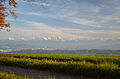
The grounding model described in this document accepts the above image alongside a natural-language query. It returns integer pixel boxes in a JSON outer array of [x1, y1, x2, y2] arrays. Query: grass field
[[0, 53, 120, 79], [0, 72, 29, 79], [0, 72, 55, 79]]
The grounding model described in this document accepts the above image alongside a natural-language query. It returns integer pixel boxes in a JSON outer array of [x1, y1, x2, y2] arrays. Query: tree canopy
[[0, 0, 67, 32], [0, 0, 37, 32], [0, 0, 17, 31]]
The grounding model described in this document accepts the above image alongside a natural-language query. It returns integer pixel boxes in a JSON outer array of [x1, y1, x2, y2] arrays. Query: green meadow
[[0, 72, 29, 79], [0, 53, 120, 79], [0, 72, 55, 79]]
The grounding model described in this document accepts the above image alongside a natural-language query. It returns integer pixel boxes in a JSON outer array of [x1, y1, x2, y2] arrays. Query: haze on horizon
[[0, 0, 120, 50]]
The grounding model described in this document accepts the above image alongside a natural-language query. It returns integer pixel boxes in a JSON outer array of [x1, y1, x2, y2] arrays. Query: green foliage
[[0, 72, 29, 79], [0, 53, 120, 65], [0, 72, 55, 79], [0, 53, 120, 79]]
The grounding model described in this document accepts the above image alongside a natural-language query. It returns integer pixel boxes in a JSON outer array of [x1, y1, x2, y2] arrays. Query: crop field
[[0, 53, 120, 79]]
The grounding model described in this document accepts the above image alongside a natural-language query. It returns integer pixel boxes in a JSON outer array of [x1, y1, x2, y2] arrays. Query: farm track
[[0, 65, 93, 79]]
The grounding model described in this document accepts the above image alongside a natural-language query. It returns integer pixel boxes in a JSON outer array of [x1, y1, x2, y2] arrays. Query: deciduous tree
[[0, 0, 37, 31], [0, 0, 17, 31], [0, 0, 66, 31]]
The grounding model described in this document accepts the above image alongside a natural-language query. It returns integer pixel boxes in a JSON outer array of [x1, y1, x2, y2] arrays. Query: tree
[[0, 0, 37, 32], [0, 0, 67, 31], [0, 0, 17, 31]]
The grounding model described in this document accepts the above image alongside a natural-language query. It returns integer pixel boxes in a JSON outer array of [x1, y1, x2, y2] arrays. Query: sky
[[0, 0, 120, 49]]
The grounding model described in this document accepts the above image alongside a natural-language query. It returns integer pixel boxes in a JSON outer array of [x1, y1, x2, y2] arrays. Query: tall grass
[[0, 72, 29, 79], [0, 53, 120, 65], [0, 53, 120, 79], [0, 72, 55, 79], [0, 55, 120, 79]]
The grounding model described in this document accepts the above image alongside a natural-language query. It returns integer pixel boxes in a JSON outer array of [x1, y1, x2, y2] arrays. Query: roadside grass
[[0, 72, 29, 79], [0, 53, 120, 79], [0, 53, 120, 65], [0, 72, 55, 79]]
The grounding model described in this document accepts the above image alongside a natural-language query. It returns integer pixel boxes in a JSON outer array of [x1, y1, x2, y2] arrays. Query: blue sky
[[0, 0, 120, 49]]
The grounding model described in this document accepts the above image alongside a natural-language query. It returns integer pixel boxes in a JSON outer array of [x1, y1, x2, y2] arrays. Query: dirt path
[[0, 65, 93, 79]]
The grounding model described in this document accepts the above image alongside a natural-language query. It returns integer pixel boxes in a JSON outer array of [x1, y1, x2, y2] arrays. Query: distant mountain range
[[0, 39, 120, 55], [1, 49, 120, 55], [0, 39, 120, 50]]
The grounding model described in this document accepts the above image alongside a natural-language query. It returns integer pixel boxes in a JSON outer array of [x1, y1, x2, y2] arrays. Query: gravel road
[[0, 65, 93, 79]]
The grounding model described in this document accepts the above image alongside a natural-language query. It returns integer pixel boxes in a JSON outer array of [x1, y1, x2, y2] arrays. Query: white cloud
[[21, 37, 26, 40], [70, 17, 101, 27], [99, 15, 120, 23], [40, 2, 50, 7], [42, 37, 51, 40], [9, 19, 100, 40], [8, 19, 120, 41], [8, 37, 16, 40], [62, 28, 120, 34], [2, 0, 120, 41]]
